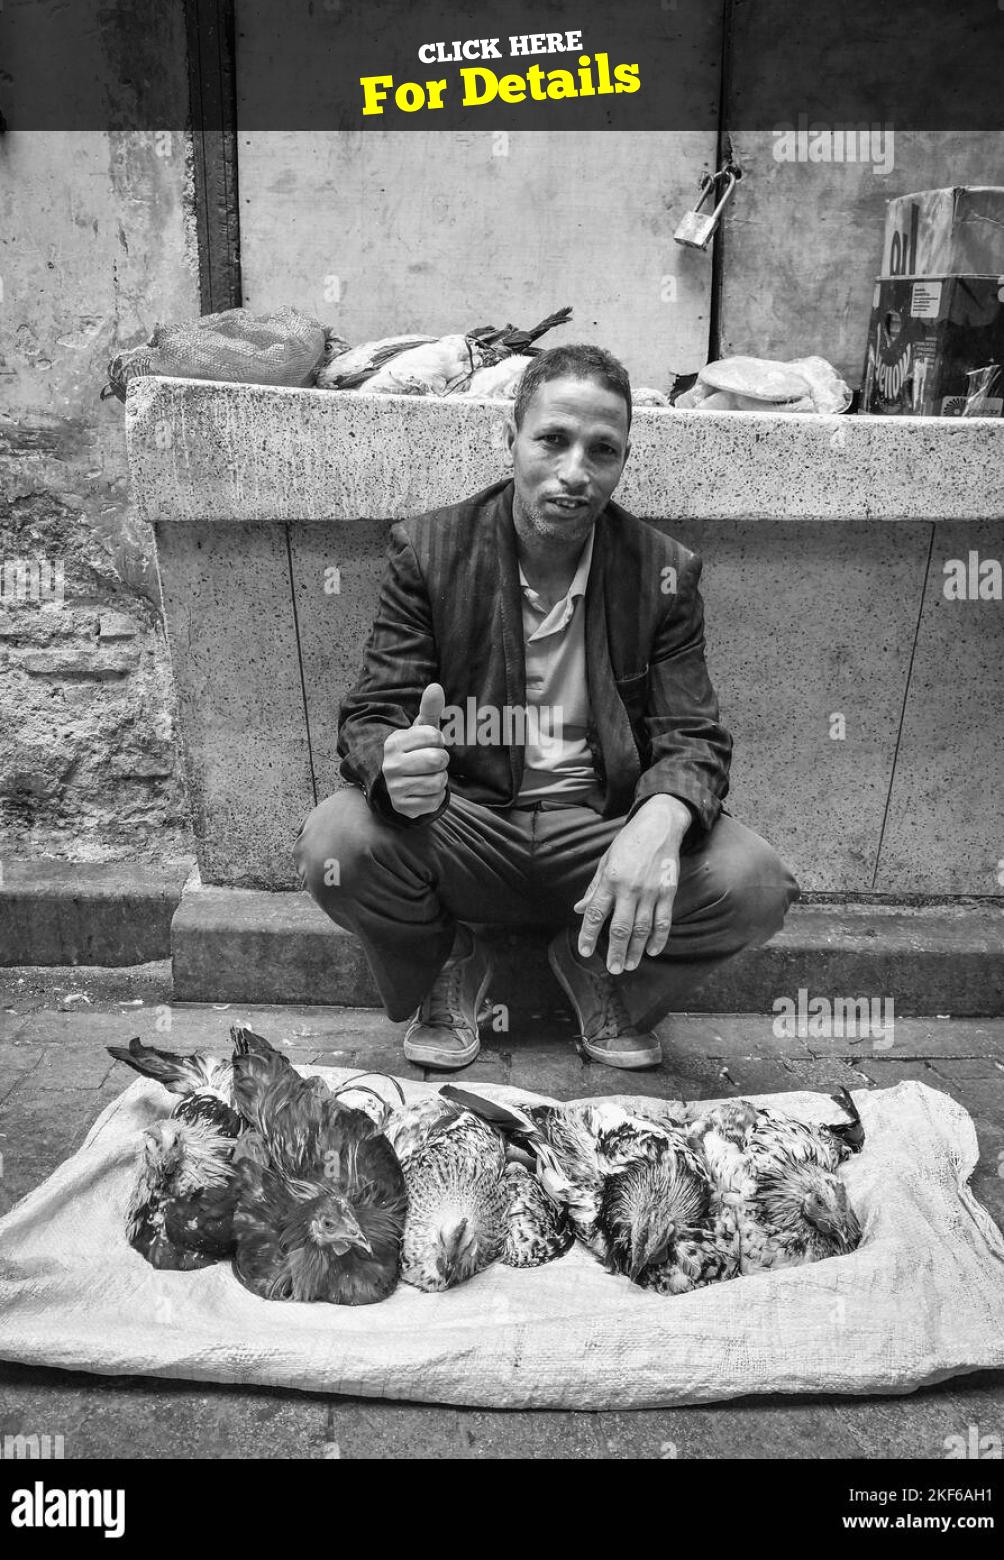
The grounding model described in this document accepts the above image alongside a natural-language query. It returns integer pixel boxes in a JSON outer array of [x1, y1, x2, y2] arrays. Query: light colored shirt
[[516, 529, 600, 804]]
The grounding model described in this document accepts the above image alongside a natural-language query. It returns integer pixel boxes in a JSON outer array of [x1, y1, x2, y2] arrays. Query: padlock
[[674, 169, 738, 250]]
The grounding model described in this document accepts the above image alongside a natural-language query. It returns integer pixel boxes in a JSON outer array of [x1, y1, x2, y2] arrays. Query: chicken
[[126, 1116, 243, 1271], [441, 1087, 733, 1293], [228, 1026, 408, 1304], [457, 355, 532, 399], [685, 1091, 864, 1273], [111, 1029, 409, 1299], [107, 1037, 241, 1136], [309, 327, 351, 382], [499, 1161, 574, 1269], [231, 1152, 405, 1305], [385, 1095, 508, 1290], [361, 334, 485, 396], [384, 1093, 574, 1290], [230, 1025, 366, 1176], [314, 334, 437, 389], [314, 308, 572, 394], [467, 306, 573, 358]]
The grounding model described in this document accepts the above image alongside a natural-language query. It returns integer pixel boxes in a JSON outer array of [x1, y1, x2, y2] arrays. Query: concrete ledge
[[171, 888, 1004, 1015], [0, 859, 194, 966], [127, 377, 1004, 524], [171, 886, 380, 1008]]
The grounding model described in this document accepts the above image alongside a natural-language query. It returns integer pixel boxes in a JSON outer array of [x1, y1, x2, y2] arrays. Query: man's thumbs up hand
[[382, 682, 450, 818], [414, 682, 445, 730]]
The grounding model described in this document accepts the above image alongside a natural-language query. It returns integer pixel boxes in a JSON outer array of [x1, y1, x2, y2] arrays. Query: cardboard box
[[860, 275, 1004, 417], [881, 187, 1004, 279]]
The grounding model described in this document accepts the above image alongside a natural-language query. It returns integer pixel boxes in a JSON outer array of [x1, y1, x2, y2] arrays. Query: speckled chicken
[[385, 1095, 506, 1290], [685, 1089, 864, 1274], [442, 1087, 733, 1293], [499, 1160, 574, 1269], [385, 1094, 573, 1290], [228, 1026, 408, 1304]]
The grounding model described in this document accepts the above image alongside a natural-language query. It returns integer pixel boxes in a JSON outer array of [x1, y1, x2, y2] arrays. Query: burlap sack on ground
[[0, 1072, 1001, 1409]]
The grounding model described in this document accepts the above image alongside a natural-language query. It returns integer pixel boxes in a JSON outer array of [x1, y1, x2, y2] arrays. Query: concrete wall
[[0, 124, 200, 863], [129, 379, 1004, 899]]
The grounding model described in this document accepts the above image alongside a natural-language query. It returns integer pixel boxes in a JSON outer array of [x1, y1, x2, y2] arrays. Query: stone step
[[0, 859, 194, 967], [171, 887, 1004, 1016]]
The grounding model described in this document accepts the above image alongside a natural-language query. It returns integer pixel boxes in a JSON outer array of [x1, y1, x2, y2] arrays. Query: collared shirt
[[516, 529, 600, 804]]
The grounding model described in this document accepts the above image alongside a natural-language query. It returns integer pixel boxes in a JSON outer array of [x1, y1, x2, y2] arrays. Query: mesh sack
[[102, 306, 331, 401]]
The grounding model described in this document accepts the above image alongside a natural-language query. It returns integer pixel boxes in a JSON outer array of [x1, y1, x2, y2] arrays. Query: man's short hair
[[512, 343, 633, 433]]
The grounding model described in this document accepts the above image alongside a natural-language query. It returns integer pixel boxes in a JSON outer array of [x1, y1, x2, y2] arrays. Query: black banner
[[0, 1453, 1002, 1539], [1, 0, 1002, 132]]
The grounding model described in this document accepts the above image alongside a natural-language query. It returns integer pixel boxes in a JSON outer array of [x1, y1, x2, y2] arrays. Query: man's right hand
[[381, 683, 449, 818]]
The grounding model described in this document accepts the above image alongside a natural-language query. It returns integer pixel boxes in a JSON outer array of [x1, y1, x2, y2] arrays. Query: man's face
[[505, 374, 631, 549]]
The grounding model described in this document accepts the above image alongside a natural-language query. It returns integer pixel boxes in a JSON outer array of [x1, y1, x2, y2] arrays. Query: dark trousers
[[292, 787, 800, 1027]]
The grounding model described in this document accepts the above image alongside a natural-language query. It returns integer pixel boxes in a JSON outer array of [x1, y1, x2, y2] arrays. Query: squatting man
[[294, 345, 799, 1070]]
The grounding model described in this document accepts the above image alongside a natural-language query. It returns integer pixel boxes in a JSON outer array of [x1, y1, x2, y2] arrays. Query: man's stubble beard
[[513, 490, 598, 554]]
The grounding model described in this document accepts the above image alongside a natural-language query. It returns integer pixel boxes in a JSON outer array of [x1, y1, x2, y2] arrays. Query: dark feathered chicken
[[107, 1036, 242, 1136], [228, 1026, 408, 1304], [231, 1151, 406, 1304], [110, 1029, 408, 1301]]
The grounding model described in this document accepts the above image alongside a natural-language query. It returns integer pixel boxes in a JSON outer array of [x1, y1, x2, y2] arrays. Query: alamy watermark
[[772, 988, 894, 1047], [0, 1434, 65, 1459], [10, 1481, 125, 1539], [772, 116, 894, 175], [0, 558, 65, 607], [943, 1422, 1002, 1460], [439, 699, 565, 752]]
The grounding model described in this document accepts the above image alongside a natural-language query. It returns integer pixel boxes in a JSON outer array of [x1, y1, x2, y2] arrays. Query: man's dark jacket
[[337, 478, 732, 852]]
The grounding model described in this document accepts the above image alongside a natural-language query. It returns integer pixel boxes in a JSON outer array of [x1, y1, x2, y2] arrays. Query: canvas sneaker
[[403, 934, 494, 1071], [547, 925, 662, 1069]]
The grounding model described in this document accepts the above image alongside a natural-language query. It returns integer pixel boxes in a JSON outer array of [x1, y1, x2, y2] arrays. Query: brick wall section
[[0, 468, 194, 864]]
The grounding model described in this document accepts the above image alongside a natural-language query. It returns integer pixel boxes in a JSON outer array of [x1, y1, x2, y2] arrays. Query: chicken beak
[[630, 1222, 674, 1282], [340, 1209, 373, 1255], [629, 1239, 652, 1283]]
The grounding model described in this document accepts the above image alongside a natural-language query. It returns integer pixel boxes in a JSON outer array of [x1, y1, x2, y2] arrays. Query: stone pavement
[[0, 961, 1002, 1461]]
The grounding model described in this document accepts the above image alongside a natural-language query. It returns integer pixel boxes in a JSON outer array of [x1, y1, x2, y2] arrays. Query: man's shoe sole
[[404, 1033, 481, 1071], [578, 1036, 663, 1070], [402, 960, 494, 1071], [547, 936, 663, 1070]]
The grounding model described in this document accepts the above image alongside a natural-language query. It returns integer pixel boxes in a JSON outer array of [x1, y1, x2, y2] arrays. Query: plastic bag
[[675, 354, 851, 415], [962, 363, 1002, 416]]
